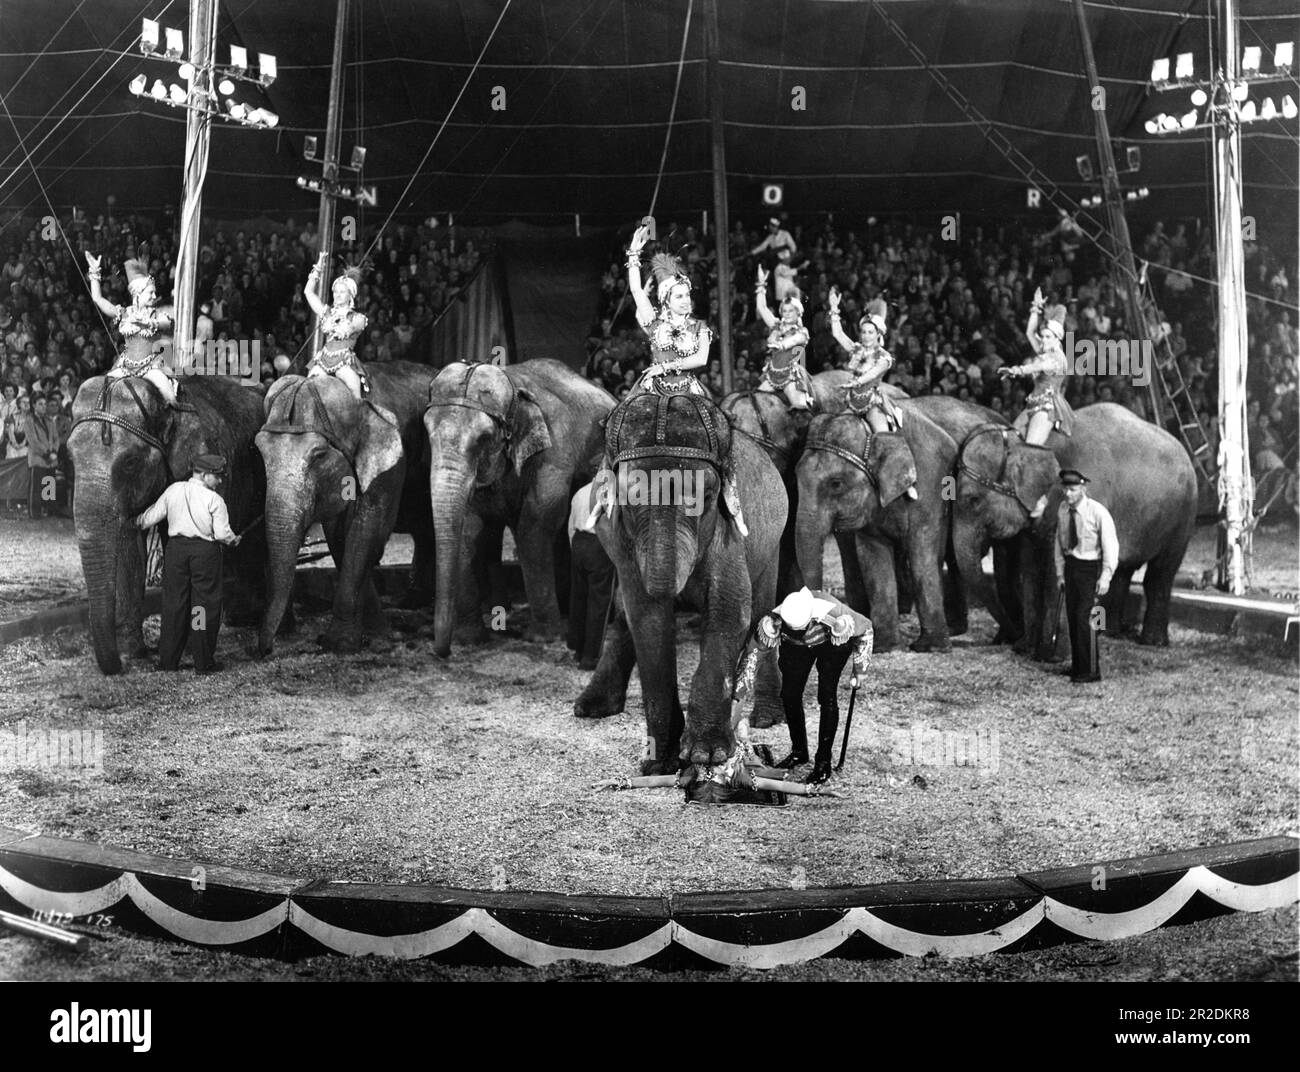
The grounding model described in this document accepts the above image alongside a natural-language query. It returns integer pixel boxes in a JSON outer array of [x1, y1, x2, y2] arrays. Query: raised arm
[[754, 266, 777, 329], [1026, 286, 1045, 354], [84, 253, 121, 320], [304, 253, 329, 317], [626, 224, 656, 328], [828, 287, 856, 353]]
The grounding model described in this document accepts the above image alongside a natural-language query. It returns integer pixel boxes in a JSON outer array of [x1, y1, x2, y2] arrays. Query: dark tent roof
[[3, 0, 1296, 229]]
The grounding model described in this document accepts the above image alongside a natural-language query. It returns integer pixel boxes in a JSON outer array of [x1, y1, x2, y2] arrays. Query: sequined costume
[[1011, 347, 1075, 439], [629, 314, 711, 398], [307, 306, 371, 396], [761, 320, 811, 393], [844, 344, 902, 427]]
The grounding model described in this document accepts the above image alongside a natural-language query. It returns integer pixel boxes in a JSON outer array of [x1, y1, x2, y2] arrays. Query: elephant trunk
[[258, 496, 308, 655], [636, 504, 696, 599], [430, 457, 476, 657], [795, 496, 831, 590], [74, 478, 125, 675]]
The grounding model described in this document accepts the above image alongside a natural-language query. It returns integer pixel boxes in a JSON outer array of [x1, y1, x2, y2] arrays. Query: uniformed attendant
[[731, 586, 873, 784], [134, 454, 241, 674], [1054, 469, 1118, 683]]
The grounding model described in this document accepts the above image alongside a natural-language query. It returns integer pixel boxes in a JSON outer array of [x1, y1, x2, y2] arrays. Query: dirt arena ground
[[1, 516, 1296, 980]]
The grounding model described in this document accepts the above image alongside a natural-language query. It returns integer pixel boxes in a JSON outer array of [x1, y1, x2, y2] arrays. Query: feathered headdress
[[858, 311, 887, 338], [333, 265, 364, 300], [649, 252, 691, 306], [124, 258, 152, 297], [1041, 305, 1066, 341], [780, 287, 805, 317]]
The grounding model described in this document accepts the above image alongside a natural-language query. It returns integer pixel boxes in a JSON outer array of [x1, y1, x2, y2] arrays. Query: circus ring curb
[[0, 827, 1294, 969]]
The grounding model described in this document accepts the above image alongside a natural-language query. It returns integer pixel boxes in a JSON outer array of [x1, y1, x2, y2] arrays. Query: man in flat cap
[[731, 586, 873, 785], [135, 454, 241, 674], [1054, 469, 1118, 683]]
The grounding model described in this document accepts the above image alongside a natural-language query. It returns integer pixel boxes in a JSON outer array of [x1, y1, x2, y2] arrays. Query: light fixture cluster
[[1079, 188, 1149, 209], [134, 18, 278, 129], [297, 137, 377, 207], [1147, 40, 1296, 135]]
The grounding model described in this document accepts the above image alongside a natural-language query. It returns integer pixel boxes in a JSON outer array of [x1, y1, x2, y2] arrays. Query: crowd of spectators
[[583, 211, 1299, 481], [0, 205, 481, 514]]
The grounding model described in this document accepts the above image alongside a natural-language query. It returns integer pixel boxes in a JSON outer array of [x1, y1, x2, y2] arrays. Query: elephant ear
[[508, 387, 552, 472], [1010, 443, 1060, 514], [355, 401, 405, 495], [869, 430, 918, 508]]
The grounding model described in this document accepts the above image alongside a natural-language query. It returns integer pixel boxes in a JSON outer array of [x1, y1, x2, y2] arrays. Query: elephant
[[907, 395, 1061, 643], [1019, 402, 1197, 657], [67, 374, 268, 675], [795, 400, 957, 652], [424, 359, 615, 657], [253, 362, 436, 656], [574, 391, 788, 772]]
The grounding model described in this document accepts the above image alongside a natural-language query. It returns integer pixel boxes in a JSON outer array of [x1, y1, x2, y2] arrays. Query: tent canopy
[[2, 0, 1296, 229]]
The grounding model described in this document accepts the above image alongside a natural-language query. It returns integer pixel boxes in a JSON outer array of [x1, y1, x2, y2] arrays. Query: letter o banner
[[762, 183, 784, 207]]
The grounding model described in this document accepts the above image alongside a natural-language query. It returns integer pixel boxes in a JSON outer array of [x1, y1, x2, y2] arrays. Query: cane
[[836, 682, 860, 771], [1048, 582, 1066, 652], [237, 513, 264, 539]]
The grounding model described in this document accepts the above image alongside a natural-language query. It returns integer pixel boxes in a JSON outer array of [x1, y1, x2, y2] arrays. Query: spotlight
[[228, 101, 247, 120], [1125, 146, 1141, 171], [1180, 110, 1198, 129], [1175, 53, 1193, 80], [304, 135, 318, 161], [140, 18, 159, 55], [1191, 88, 1208, 107], [1075, 155, 1094, 181], [168, 83, 186, 105], [1151, 57, 1170, 84], [1283, 95, 1298, 119], [349, 146, 367, 171], [218, 77, 235, 96], [230, 45, 248, 72], [1275, 42, 1294, 74], [164, 28, 184, 60], [297, 176, 308, 189], [258, 53, 277, 87], [1160, 113, 1179, 132], [178, 62, 195, 82], [1139, 187, 1149, 198], [150, 79, 167, 101], [1144, 118, 1159, 134], [129, 74, 147, 97], [261, 110, 278, 129], [1232, 82, 1249, 102], [1261, 97, 1277, 120], [1242, 46, 1262, 74], [1240, 99, 1257, 122]]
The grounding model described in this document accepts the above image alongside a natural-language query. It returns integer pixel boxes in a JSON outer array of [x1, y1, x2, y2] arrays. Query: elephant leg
[[317, 517, 351, 651], [119, 527, 148, 658], [453, 513, 492, 645], [906, 526, 953, 654], [682, 570, 752, 768], [629, 593, 684, 775], [893, 541, 914, 617], [992, 539, 1024, 643], [1138, 549, 1180, 646], [747, 554, 786, 728], [515, 494, 566, 644], [473, 519, 507, 632], [1104, 564, 1137, 637], [942, 540, 969, 636], [575, 592, 636, 721], [837, 532, 869, 614], [329, 484, 400, 652], [1014, 538, 1049, 656], [401, 518, 437, 610], [857, 533, 900, 652]]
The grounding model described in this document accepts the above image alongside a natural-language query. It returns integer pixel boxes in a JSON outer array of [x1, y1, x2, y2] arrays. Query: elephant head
[[253, 375, 405, 655], [721, 390, 810, 476], [424, 361, 552, 657], [604, 393, 733, 600], [794, 413, 915, 587], [67, 376, 189, 674], [955, 424, 1060, 540]]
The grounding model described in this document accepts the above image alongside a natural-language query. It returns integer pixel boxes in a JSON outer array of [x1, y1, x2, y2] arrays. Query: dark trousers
[[567, 531, 614, 663], [1064, 556, 1102, 680], [27, 466, 53, 518], [778, 641, 852, 761], [159, 536, 224, 672]]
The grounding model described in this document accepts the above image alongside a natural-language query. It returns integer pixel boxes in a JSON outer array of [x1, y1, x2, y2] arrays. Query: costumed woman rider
[[753, 265, 812, 410], [86, 253, 179, 405], [583, 223, 747, 535], [828, 286, 917, 500], [999, 286, 1074, 447], [304, 253, 369, 401]]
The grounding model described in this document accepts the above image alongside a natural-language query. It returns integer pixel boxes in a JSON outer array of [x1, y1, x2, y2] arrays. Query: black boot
[[775, 750, 808, 770], [807, 755, 833, 785]]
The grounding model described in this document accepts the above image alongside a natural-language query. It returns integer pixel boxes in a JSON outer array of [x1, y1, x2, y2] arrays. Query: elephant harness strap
[[70, 377, 187, 481], [606, 392, 725, 470], [728, 392, 790, 469], [425, 361, 516, 442], [958, 423, 1017, 500], [260, 377, 360, 488], [805, 413, 878, 484]]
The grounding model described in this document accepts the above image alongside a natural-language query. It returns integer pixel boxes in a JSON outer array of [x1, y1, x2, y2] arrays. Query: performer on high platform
[[86, 253, 178, 405], [304, 253, 369, 400], [754, 266, 812, 410], [828, 286, 917, 500], [999, 286, 1074, 446]]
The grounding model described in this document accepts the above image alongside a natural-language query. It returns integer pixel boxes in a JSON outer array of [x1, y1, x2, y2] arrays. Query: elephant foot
[[1033, 646, 1064, 664], [991, 627, 1022, 646], [523, 622, 562, 646], [130, 642, 155, 659], [368, 632, 395, 655], [574, 683, 626, 719], [872, 633, 900, 654], [1136, 630, 1170, 647], [679, 722, 732, 768], [909, 633, 952, 654], [320, 627, 363, 654], [1011, 637, 1034, 655], [96, 654, 124, 676], [748, 699, 787, 729], [945, 619, 970, 638], [640, 756, 681, 777], [397, 587, 432, 611], [248, 639, 273, 660]]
